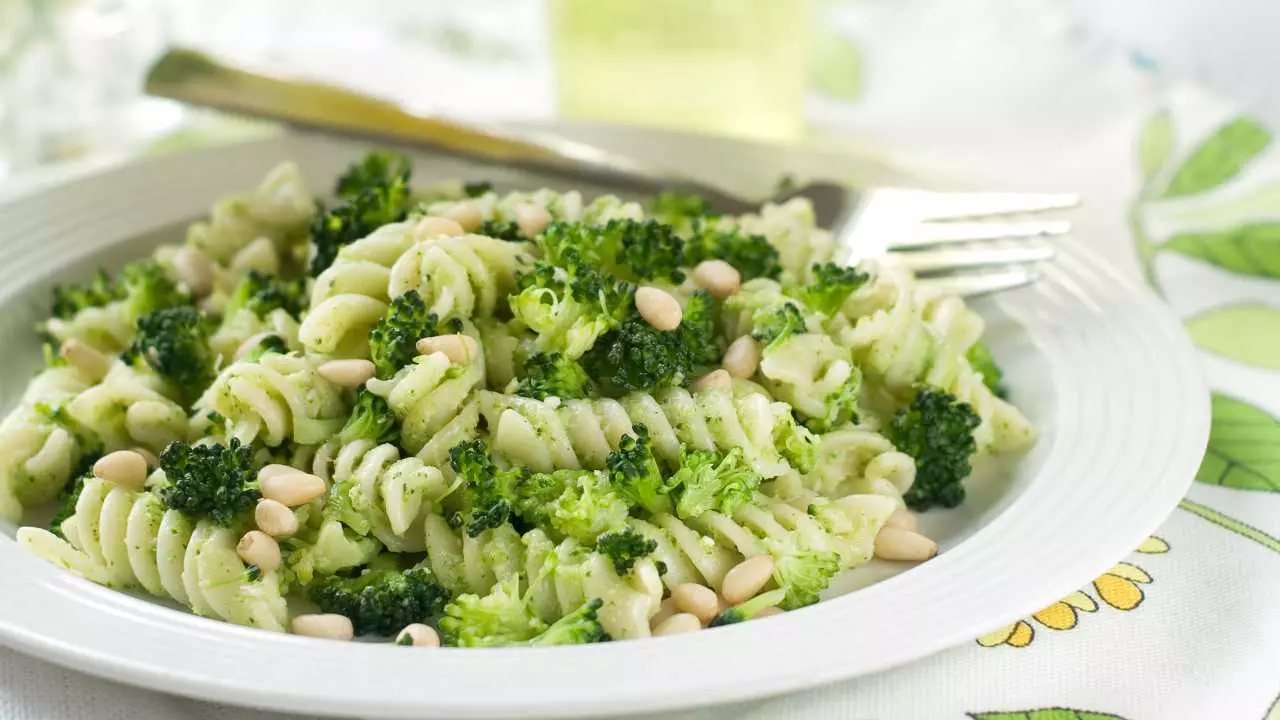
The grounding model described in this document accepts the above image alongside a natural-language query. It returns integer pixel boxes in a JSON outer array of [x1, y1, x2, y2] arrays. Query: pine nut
[[413, 215, 465, 240], [754, 606, 784, 620], [692, 260, 741, 300], [722, 336, 761, 379], [92, 450, 148, 490], [721, 555, 775, 605], [59, 339, 110, 380], [652, 613, 701, 637], [885, 508, 918, 532], [131, 447, 159, 468], [261, 472, 327, 507], [396, 623, 441, 647], [316, 358, 376, 388], [649, 597, 679, 629], [671, 583, 719, 624], [416, 334, 479, 365], [635, 287, 682, 331], [291, 614, 354, 641], [442, 203, 484, 233], [514, 202, 552, 238], [692, 369, 732, 393], [874, 526, 938, 562], [235, 332, 275, 361], [236, 530, 282, 572], [173, 246, 214, 296], [257, 464, 298, 481], [255, 498, 299, 538]]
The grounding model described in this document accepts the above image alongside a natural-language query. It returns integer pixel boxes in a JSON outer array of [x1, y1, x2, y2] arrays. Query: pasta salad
[[6, 151, 1034, 646]]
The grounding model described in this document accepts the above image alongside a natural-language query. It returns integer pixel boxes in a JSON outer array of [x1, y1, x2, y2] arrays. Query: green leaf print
[[1137, 110, 1174, 185], [1196, 393, 1280, 492], [968, 709, 1127, 720], [1161, 117, 1271, 198], [1163, 223, 1280, 278], [1185, 304, 1280, 369]]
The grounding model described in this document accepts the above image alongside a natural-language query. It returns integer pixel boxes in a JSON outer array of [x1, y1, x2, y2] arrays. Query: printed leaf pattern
[[1137, 110, 1174, 184], [1161, 117, 1271, 198], [1163, 223, 1280, 278], [968, 709, 1127, 720], [1196, 393, 1280, 492], [1186, 305, 1280, 369]]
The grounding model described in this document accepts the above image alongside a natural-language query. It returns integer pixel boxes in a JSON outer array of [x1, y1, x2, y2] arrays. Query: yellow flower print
[[976, 536, 1168, 649]]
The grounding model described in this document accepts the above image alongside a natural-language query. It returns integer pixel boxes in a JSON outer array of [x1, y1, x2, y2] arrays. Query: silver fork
[[144, 49, 1076, 296]]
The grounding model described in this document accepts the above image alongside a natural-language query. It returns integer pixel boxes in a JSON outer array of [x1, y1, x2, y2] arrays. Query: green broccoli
[[767, 538, 841, 610], [751, 303, 808, 351], [537, 219, 686, 284], [682, 226, 781, 282], [671, 447, 761, 520], [368, 290, 463, 379], [514, 352, 594, 400], [966, 341, 1008, 399], [321, 478, 372, 536], [649, 189, 713, 226], [479, 219, 525, 242], [774, 413, 820, 474], [438, 575, 547, 647], [449, 440, 528, 537], [595, 528, 657, 575], [50, 260, 189, 321], [510, 254, 635, 360], [886, 386, 980, 511], [309, 564, 451, 636], [527, 598, 609, 646], [240, 334, 289, 363], [785, 262, 868, 316], [156, 439, 258, 525], [604, 426, 675, 516], [50, 270, 117, 320], [48, 470, 91, 540], [224, 269, 305, 319], [581, 290, 720, 393], [463, 181, 493, 198], [709, 588, 787, 627], [511, 469, 629, 544], [309, 151, 414, 276], [121, 306, 217, 404], [337, 388, 400, 446]]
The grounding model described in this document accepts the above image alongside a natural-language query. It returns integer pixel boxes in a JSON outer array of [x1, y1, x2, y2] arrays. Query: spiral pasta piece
[[42, 303, 138, 355], [193, 352, 347, 447], [386, 235, 533, 320], [366, 350, 486, 456], [803, 426, 917, 501], [478, 385, 818, 478], [17, 478, 289, 631], [312, 439, 459, 552], [209, 307, 303, 363], [66, 363, 188, 454], [423, 189, 644, 229], [183, 161, 316, 266], [0, 366, 95, 520]]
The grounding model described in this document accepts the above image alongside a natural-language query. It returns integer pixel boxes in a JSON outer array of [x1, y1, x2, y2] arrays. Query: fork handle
[[145, 49, 736, 203]]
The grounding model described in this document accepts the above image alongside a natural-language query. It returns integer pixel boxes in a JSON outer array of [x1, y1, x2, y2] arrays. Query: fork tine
[[884, 244, 1055, 274], [917, 266, 1042, 298], [886, 189, 1080, 221], [892, 219, 1071, 249]]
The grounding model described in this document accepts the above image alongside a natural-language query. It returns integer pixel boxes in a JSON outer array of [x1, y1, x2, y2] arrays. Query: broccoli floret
[[50, 260, 189, 322], [225, 269, 305, 319], [338, 388, 399, 446], [50, 270, 117, 320], [887, 386, 980, 512], [514, 352, 594, 400], [48, 472, 89, 539], [774, 414, 820, 474], [604, 426, 675, 516], [682, 226, 781, 282], [510, 469, 629, 544], [463, 181, 493, 198], [768, 539, 840, 610], [241, 334, 289, 363], [309, 151, 414, 276], [439, 575, 547, 647], [751, 303, 807, 351], [650, 190, 714, 226], [156, 439, 258, 525], [966, 342, 1008, 399], [368, 290, 463, 379], [595, 528, 657, 575], [479, 219, 525, 242], [510, 256, 635, 359], [449, 440, 527, 537], [709, 587, 787, 627], [671, 447, 761, 520], [309, 564, 450, 636], [527, 598, 609, 646], [122, 306, 217, 404], [322, 478, 372, 535], [581, 290, 720, 393], [538, 219, 685, 284], [786, 263, 868, 316]]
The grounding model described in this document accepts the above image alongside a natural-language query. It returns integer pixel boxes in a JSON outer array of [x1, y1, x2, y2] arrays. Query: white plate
[[0, 130, 1209, 719]]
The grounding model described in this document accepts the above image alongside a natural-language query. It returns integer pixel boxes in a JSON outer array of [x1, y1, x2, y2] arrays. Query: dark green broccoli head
[[514, 352, 594, 400], [682, 226, 781, 282], [538, 219, 686, 284], [334, 151, 412, 198], [527, 598, 609, 646], [581, 290, 720, 393], [786, 262, 868, 316], [122, 306, 217, 404], [226, 270, 305, 319], [51, 260, 189, 321], [510, 469, 629, 544], [48, 470, 90, 539], [463, 181, 493, 198], [309, 565, 450, 636], [50, 270, 117, 320], [604, 426, 675, 516], [450, 440, 526, 537], [887, 386, 980, 511], [595, 528, 657, 575], [338, 389, 400, 446], [479, 219, 525, 242], [751, 302, 807, 352], [157, 439, 258, 525], [368, 290, 463, 379], [966, 342, 1008, 399], [241, 334, 289, 363], [309, 152, 414, 276], [649, 189, 714, 226], [672, 447, 761, 520]]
